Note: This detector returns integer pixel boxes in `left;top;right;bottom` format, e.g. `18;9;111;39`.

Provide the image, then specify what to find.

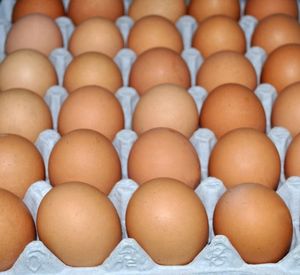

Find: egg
261;44;300;93
213;183;293;263
251;14;300;55
6;14;63;56
0;49;58;97
48;129;121;195
0;134;45;198
37;181;121;267
129;47;190;95
126;177;208;265
127;15;183;55
284;133;300;178
128;128;201;189
0;88;52;142
58;85;124;141
128;0;186;23
188;0;240;22
67;0;124;25
63;52;123;94
245;0;298;21
196;51;257;93
12;0;65;22
192;15;246;58
208;128;281;190
200;83;266;138
0;188;35;271
68;17;124;58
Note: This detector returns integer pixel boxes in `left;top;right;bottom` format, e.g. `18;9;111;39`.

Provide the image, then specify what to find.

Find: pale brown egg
48;129;121;195
245;0;298;20
0;49;58;97
251;14;300;55
188;0;240;22
128;0;186;22
63;52;123;94
196;51;257;93
0;88;52;142
192;15;246;58
261;44;300;93
12;0;65;22
208;128;281;190
213;183;293;263
68;0;124;25
132;83;198;137
6;14;63;56
68;17;124;58
58;85;124;141
200;83;266;138
128;128;201;189
126;177;208;265
127;15;183;55
37;181;121;267
284;133;300;178
0;134;45;198
0;188;35;271
129;47;190;95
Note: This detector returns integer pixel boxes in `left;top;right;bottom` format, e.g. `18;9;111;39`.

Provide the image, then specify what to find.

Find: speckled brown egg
284;133;300;178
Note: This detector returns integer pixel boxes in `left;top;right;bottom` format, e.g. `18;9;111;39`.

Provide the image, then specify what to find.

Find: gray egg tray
1;0;300;274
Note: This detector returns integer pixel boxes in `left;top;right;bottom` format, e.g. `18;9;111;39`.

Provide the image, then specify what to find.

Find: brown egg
284;133;300;178
261;44;300;93
6;14;63;56
68;17;124;58
251;14;300;55
68;0;124;25
58;85;124;141
0;134;45;198
12;0;65;22
245;0;298;20
0;49;58;97
48;129;121;195
272;82;300;137
128;0;186;22
129;47;190;95
128;128;201;189
126;178;208;265
200;83;266;138
213;183;293;263
63;52;123;94
0;188;35;271
132;84;198;137
208;128;281;190
127;15;183;55
196;51;257;93
0;88;52;142
192;15;246;58
37;181;121;267
188;0;240;22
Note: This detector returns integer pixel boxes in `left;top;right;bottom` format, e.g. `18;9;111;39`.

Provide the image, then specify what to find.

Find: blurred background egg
284;133;300;178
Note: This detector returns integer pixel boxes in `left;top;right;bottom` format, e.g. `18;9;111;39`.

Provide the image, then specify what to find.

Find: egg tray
1;0;300;274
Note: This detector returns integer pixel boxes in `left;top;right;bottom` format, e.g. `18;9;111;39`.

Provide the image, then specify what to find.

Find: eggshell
126;178;208;265
208;128;281;190
37;182;122;267
192;15;246;58
0;188;35;271
284;133;300;178
48;129;121;195
0;49;58;97
5;14;63;56
129;47;190;95
127;128;201;189
63;52;123;94
0;88;53;142
127;15;183;55
0;134;45;198
196;51;257;93
213;183;293;264
58;85;124;141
